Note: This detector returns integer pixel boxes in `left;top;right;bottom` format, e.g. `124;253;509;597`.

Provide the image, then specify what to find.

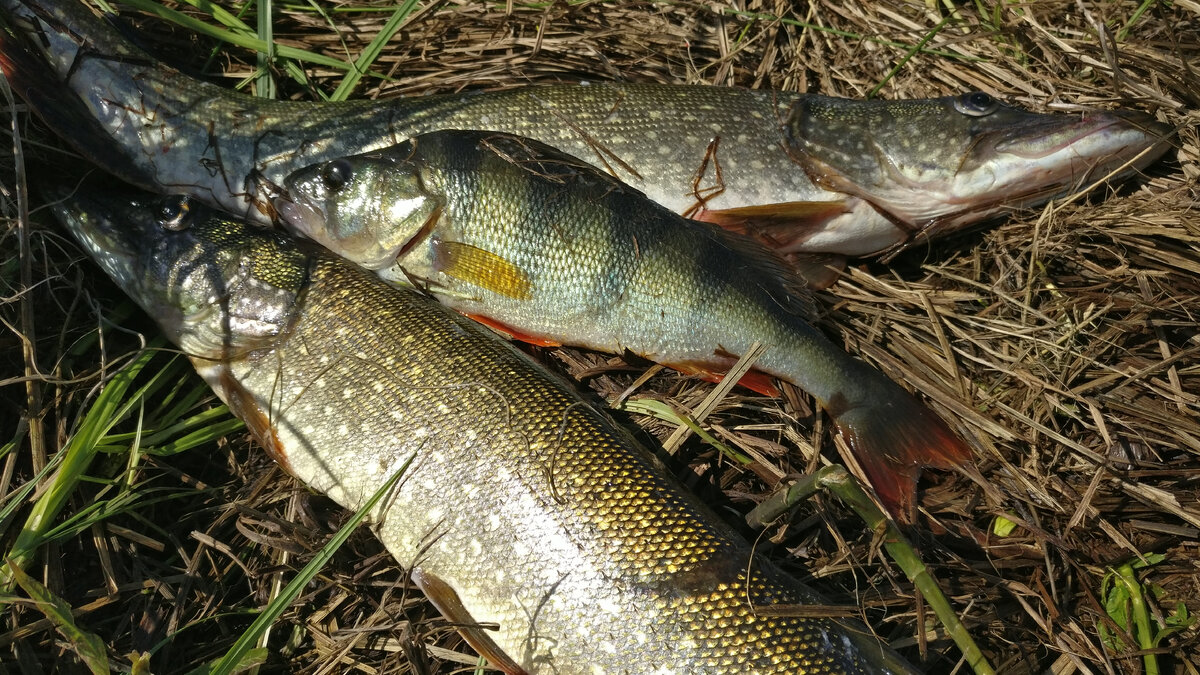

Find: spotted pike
1;0;1170;264
49;180;921;674
277;130;971;520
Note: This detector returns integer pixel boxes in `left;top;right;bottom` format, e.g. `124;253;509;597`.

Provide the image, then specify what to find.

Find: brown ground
1;1;1198;673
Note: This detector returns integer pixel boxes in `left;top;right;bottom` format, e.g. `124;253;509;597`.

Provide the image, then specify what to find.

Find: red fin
831;385;973;524
466;314;562;348
696;200;851;250
207;366;294;475
668;361;780;397
411;569;528;675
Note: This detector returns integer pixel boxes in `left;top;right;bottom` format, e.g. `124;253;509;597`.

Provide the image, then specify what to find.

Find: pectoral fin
411;568;528;675
434;240;533;300
695;200;851;248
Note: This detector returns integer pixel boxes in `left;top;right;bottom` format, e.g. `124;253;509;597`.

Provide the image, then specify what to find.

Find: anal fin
668;361;780;397
411;568;529;675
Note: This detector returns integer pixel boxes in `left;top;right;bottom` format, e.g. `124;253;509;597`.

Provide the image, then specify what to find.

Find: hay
1;1;1197;673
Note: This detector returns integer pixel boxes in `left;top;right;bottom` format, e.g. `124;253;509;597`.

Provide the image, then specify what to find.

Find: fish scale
280;130;972;520
51;185;919;674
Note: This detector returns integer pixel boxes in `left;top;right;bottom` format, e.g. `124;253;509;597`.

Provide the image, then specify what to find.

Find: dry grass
2;0;1198;673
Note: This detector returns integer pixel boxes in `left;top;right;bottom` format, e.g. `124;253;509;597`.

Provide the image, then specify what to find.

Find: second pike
0;0;1171;263
279;130;972;520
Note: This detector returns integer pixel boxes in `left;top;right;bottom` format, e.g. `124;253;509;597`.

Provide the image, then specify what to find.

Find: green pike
278;130;972;520
1;0;1170;263
49;180;922;674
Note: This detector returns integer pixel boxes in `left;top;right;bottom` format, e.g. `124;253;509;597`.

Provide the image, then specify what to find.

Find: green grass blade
618;398;752;465
7;560;110;674
869;14;954;98
117;0;352;71
0;347;161;588
721;7;980;62
255;0;277;99
1116;0;1156;42
199;453;415;675
329;0;420;102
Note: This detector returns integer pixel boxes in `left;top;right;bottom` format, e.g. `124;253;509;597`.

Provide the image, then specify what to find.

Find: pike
50;180;922;674
0;0;1170;271
277;130;971;520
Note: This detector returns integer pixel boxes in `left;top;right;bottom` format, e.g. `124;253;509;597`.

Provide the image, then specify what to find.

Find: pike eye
321;160;353;191
954;91;999;116
158;196;192;231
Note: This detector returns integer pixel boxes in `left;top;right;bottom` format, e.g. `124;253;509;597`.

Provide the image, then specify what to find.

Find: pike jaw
49;186;307;361
785;92;1171;250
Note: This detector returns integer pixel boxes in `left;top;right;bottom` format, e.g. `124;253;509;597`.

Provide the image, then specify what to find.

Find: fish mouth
44;181;145;292
274;194;328;244
809;109;1171;241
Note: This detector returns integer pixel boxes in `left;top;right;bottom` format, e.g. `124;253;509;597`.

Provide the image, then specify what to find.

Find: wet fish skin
278;130;972;520
774;92;1170;256
1;0;1170;259
0;0;810;218
50;181;923;675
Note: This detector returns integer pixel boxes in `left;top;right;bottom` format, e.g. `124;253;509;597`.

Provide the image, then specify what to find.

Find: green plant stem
1115;562;1159;675
747;465;995;675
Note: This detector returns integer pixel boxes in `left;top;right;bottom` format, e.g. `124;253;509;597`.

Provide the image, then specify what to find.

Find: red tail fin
833;394;972;523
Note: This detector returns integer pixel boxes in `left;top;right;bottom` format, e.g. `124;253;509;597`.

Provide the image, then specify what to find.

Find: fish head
48;182;308;360
277;147;439;270
786;92;1170;242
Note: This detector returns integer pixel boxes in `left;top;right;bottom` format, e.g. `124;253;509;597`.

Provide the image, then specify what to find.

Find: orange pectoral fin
695;200;850;242
411;569;529;675
466;314;563;348
435;240;533;300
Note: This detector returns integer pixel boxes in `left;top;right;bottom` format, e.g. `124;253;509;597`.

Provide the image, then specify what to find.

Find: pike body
279;130;971;519
1;0;1169;260
50;182;920;674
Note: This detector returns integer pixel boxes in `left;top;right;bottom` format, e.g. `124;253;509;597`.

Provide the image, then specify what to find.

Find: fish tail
829;382;972;524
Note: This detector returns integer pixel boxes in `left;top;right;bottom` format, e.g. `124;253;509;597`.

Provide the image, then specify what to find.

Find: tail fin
833;389;972;524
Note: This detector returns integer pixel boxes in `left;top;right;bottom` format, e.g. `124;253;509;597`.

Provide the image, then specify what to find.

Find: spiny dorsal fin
697;220;821;317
